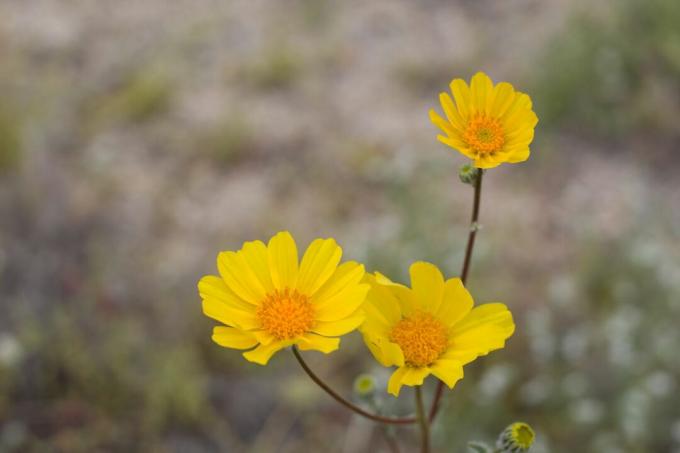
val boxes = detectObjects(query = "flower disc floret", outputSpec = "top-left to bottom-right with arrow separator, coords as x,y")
463,114 -> 506,156
257,289 -> 314,340
389,311 -> 447,367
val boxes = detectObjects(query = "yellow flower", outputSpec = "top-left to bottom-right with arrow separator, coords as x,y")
360,262 -> 515,396
198,231 -> 369,365
429,71 -> 538,169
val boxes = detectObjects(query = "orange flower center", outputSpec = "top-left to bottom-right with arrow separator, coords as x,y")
256,289 -> 314,340
463,114 -> 505,156
389,311 -> 448,367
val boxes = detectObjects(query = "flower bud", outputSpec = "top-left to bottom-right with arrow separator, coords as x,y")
459,163 -> 480,185
496,422 -> 535,452
353,374 -> 376,399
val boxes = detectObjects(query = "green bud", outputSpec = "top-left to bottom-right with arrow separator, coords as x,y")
496,422 -> 535,452
459,163 -> 480,185
353,374 -> 376,399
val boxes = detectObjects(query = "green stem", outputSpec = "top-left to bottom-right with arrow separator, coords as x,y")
429,169 -> 484,422
292,346 -> 416,425
415,386 -> 430,453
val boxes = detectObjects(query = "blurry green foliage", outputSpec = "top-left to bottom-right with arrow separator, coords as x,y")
246,47 -> 302,90
199,116 -> 255,166
88,70 -> 173,128
533,0 -> 680,136
0,107 -> 22,173
9,305 -> 209,449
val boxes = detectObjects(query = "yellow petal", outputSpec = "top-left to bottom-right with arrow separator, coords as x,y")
242,340 -> 291,365
297,238 -> 343,296
314,261 -> 364,298
212,326 -> 258,350
501,92 -> 534,130
240,240 -> 274,294
474,155 -> 502,169
387,367 -> 430,397
315,283 -> 369,322
450,303 -> 515,355
436,277 -> 473,327
199,276 -> 260,330
430,359 -> 464,388
409,261 -> 445,313
373,272 -> 419,317
489,82 -> 516,117
312,312 -> 365,337
202,299 -> 259,330
297,333 -> 340,354
268,231 -> 299,290
363,274 -> 402,326
470,72 -> 493,115
438,93 -> 465,130
429,109 -> 456,136
437,135 -> 473,159
506,147 -> 530,163
217,251 -> 265,304
450,78 -> 471,119
362,332 -> 404,367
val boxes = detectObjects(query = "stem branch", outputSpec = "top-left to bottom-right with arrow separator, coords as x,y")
292,346 -> 416,425
415,386 -> 430,453
428,169 -> 484,422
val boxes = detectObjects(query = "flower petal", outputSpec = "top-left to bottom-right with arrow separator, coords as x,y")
489,82 -> 516,118
240,240 -> 274,294
362,332 -> 404,367
297,238 -> 343,296
312,312 -> 365,337
212,326 -> 258,350
242,340 -> 291,365
218,251 -> 265,304
430,359 -> 464,389
387,367 -> 430,397
450,303 -> 515,356
429,109 -> 456,136
312,261 -> 365,303
297,333 -> 340,354
268,231 -> 299,290
470,72 -> 493,115
450,78 -> 471,119
315,283 -> 369,322
199,276 -> 260,330
409,261 -> 445,313
436,277 -> 474,327
440,92 -> 466,129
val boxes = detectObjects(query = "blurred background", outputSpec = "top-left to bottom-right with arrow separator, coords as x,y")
1,0 -> 679,451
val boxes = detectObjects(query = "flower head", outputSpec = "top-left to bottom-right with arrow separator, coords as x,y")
429,72 -> 538,169
360,261 -> 515,396
496,422 -> 535,452
198,231 -> 368,365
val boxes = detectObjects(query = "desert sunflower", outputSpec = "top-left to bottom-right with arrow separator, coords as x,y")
360,261 -> 515,396
198,231 -> 368,365
429,71 -> 538,168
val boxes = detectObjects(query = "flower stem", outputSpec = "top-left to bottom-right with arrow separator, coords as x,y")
291,346 -> 416,425
428,169 -> 484,422
415,386 -> 430,453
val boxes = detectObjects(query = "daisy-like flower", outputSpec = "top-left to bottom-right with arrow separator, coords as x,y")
198,231 -> 368,365
429,71 -> 538,169
360,261 -> 515,396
